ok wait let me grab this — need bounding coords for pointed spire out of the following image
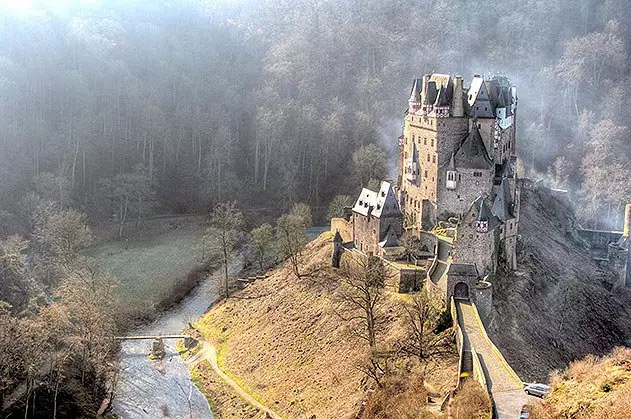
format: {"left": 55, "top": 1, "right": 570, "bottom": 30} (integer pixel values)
{"left": 409, "top": 78, "right": 421, "bottom": 104}
{"left": 448, "top": 152, "right": 456, "bottom": 171}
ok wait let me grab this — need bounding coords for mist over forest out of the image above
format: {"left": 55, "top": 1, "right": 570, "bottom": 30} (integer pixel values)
{"left": 0, "top": 0, "right": 629, "bottom": 231}
{"left": 1, "top": 0, "right": 631, "bottom": 417}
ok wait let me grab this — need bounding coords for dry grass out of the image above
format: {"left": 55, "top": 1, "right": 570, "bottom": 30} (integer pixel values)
{"left": 530, "top": 347, "right": 631, "bottom": 418}
{"left": 194, "top": 235, "right": 458, "bottom": 418}
{"left": 360, "top": 367, "right": 443, "bottom": 419}
{"left": 191, "top": 360, "right": 266, "bottom": 419}
{"left": 450, "top": 380, "right": 491, "bottom": 419}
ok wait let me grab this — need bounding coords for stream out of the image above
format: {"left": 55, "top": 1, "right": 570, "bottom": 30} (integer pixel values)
{"left": 113, "top": 263, "right": 241, "bottom": 419}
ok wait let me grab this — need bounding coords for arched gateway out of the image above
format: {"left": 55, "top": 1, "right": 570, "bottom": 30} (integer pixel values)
{"left": 453, "top": 282, "right": 469, "bottom": 300}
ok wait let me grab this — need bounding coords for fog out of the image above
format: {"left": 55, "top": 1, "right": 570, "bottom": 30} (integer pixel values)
{"left": 0, "top": 0, "right": 629, "bottom": 229}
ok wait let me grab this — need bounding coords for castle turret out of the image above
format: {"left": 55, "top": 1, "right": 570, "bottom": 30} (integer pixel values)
{"left": 408, "top": 79, "right": 421, "bottom": 114}
{"left": 452, "top": 76, "right": 464, "bottom": 117}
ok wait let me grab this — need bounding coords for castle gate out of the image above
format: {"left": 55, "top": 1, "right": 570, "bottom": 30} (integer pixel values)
{"left": 453, "top": 282, "right": 469, "bottom": 300}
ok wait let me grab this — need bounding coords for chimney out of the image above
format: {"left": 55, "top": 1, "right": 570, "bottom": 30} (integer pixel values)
{"left": 421, "top": 74, "right": 431, "bottom": 105}
{"left": 624, "top": 203, "right": 631, "bottom": 238}
{"left": 452, "top": 76, "right": 464, "bottom": 117}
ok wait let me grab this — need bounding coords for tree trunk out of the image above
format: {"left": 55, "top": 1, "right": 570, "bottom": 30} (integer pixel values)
{"left": 223, "top": 242, "right": 229, "bottom": 299}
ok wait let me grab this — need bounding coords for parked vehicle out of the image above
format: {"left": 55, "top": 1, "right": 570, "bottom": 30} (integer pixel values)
{"left": 524, "top": 383, "right": 550, "bottom": 397}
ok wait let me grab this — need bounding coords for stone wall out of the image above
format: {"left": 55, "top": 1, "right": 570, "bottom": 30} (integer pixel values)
{"left": 455, "top": 221, "right": 498, "bottom": 275}
{"left": 400, "top": 114, "right": 468, "bottom": 230}
{"left": 436, "top": 166, "right": 493, "bottom": 220}
{"left": 331, "top": 217, "right": 354, "bottom": 243}
{"left": 473, "top": 280, "right": 493, "bottom": 321}
{"left": 578, "top": 229, "right": 622, "bottom": 248}
{"left": 353, "top": 213, "right": 379, "bottom": 255}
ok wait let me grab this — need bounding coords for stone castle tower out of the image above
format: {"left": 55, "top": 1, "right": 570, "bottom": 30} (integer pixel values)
{"left": 398, "top": 73, "right": 520, "bottom": 277}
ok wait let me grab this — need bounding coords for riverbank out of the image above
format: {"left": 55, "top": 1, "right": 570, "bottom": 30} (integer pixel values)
{"left": 111, "top": 255, "right": 243, "bottom": 418}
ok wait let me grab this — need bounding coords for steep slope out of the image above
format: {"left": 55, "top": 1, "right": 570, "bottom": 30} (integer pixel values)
{"left": 193, "top": 235, "right": 458, "bottom": 418}
{"left": 488, "top": 185, "right": 631, "bottom": 381}
{"left": 530, "top": 347, "right": 631, "bottom": 418}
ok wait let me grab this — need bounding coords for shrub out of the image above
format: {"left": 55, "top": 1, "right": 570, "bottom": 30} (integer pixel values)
{"left": 450, "top": 380, "right": 492, "bottom": 419}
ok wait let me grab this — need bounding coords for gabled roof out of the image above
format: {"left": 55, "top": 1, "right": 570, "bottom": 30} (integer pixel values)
{"left": 471, "top": 196, "right": 502, "bottom": 231}
{"left": 379, "top": 225, "right": 399, "bottom": 248}
{"left": 453, "top": 126, "right": 493, "bottom": 170}
{"left": 468, "top": 75, "right": 495, "bottom": 118}
{"left": 351, "top": 181, "right": 401, "bottom": 219}
{"left": 352, "top": 188, "right": 377, "bottom": 217}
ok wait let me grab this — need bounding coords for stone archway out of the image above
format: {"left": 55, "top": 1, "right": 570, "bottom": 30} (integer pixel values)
{"left": 453, "top": 282, "right": 469, "bottom": 300}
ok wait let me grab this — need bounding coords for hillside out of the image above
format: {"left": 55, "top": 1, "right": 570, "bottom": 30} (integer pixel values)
{"left": 488, "top": 184, "right": 631, "bottom": 381}
{"left": 192, "top": 234, "right": 459, "bottom": 418}
{"left": 530, "top": 347, "right": 631, "bottom": 418}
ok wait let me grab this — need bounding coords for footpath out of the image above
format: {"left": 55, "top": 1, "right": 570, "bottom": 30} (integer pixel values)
{"left": 188, "top": 341, "right": 283, "bottom": 419}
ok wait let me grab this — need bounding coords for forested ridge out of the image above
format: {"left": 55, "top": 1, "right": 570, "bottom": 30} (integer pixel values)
{"left": 0, "top": 0, "right": 629, "bottom": 229}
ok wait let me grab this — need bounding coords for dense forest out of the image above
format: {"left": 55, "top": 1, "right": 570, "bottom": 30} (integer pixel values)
{"left": 0, "top": 0, "right": 630, "bottom": 230}
{"left": 1, "top": 0, "right": 631, "bottom": 416}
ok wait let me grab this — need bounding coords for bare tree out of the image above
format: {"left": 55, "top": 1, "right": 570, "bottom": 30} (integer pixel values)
{"left": 275, "top": 203, "right": 312, "bottom": 279}
{"left": 336, "top": 252, "right": 388, "bottom": 353}
{"left": 205, "top": 201, "right": 244, "bottom": 299}
{"left": 327, "top": 194, "right": 353, "bottom": 220}
{"left": 398, "top": 290, "right": 453, "bottom": 371}
{"left": 249, "top": 223, "right": 276, "bottom": 273}
{"left": 36, "top": 209, "right": 93, "bottom": 265}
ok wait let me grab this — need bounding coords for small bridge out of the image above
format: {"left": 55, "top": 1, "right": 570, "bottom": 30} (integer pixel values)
{"left": 114, "top": 335, "right": 190, "bottom": 340}
{"left": 116, "top": 335, "right": 195, "bottom": 359}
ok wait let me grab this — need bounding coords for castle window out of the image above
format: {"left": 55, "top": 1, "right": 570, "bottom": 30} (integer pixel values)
{"left": 431, "top": 139, "right": 435, "bottom": 147}
{"left": 405, "top": 152, "right": 408, "bottom": 159}
{"left": 424, "top": 170, "right": 428, "bottom": 177}
{"left": 476, "top": 220, "right": 489, "bottom": 233}
{"left": 432, "top": 155, "right": 436, "bottom": 163}
{"left": 427, "top": 154, "right": 430, "bottom": 162}
{"left": 473, "top": 171, "right": 482, "bottom": 177}
{"left": 446, "top": 171, "right": 457, "bottom": 190}
{"left": 458, "top": 174, "right": 462, "bottom": 181}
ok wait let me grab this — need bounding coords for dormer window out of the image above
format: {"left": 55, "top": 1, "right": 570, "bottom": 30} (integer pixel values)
{"left": 446, "top": 170, "right": 457, "bottom": 190}
{"left": 476, "top": 220, "right": 488, "bottom": 233}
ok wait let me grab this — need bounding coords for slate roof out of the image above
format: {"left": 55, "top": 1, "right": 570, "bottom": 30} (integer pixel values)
{"left": 352, "top": 181, "right": 401, "bottom": 219}
{"left": 379, "top": 225, "right": 399, "bottom": 248}
{"left": 491, "top": 179, "right": 514, "bottom": 222}
{"left": 424, "top": 80, "right": 438, "bottom": 105}
{"left": 409, "top": 78, "right": 421, "bottom": 104}
{"left": 447, "top": 263, "right": 479, "bottom": 276}
{"left": 453, "top": 126, "right": 493, "bottom": 170}
{"left": 472, "top": 196, "right": 502, "bottom": 231}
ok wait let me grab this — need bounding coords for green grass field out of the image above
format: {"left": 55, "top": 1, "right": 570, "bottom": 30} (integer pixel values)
{"left": 87, "top": 220, "right": 206, "bottom": 318}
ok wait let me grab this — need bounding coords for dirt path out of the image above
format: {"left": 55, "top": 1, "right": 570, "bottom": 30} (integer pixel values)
{"left": 191, "top": 341, "right": 284, "bottom": 419}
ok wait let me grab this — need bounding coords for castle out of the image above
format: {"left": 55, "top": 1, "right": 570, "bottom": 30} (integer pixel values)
{"left": 333, "top": 73, "right": 521, "bottom": 305}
